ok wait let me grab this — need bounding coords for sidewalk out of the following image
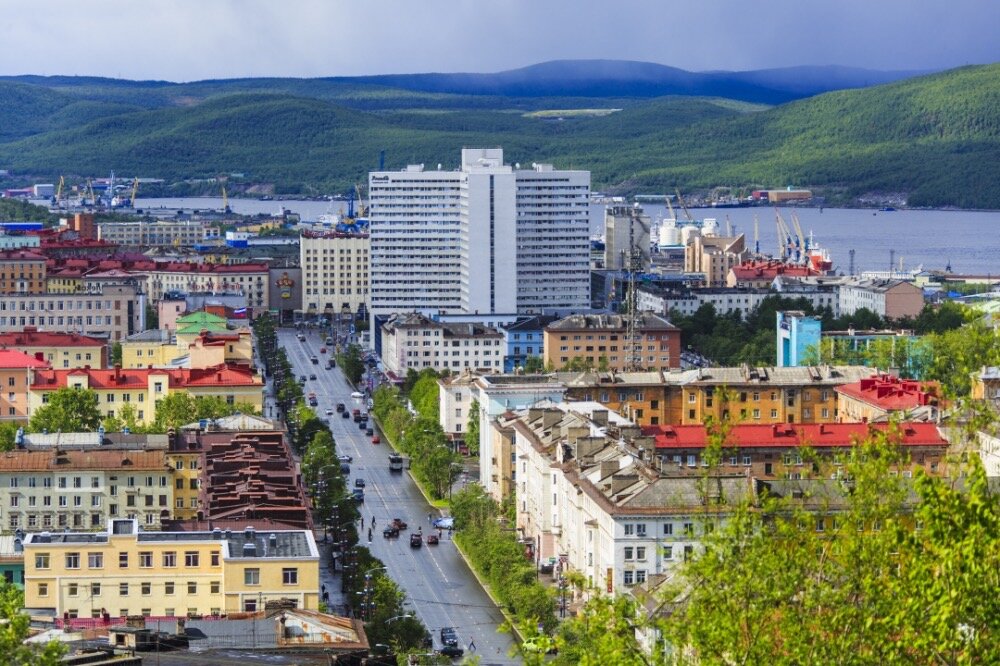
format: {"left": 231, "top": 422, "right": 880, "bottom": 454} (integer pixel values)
{"left": 314, "top": 529, "right": 349, "bottom": 616}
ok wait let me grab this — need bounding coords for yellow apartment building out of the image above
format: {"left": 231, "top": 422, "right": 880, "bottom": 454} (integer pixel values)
{"left": 28, "top": 365, "right": 265, "bottom": 425}
{"left": 122, "top": 329, "right": 253, "bottom": 370}
{"left": 23, "top": 519, "right": 319, "bottom": 619}
{"left": 0, "top": 327, "right": 108, "bottom": 369}
{"left": 0, "top": 249, "right": 47, "bottom": 294}
{"left": 558, "top": 365, "right": 875, "bottom": 427}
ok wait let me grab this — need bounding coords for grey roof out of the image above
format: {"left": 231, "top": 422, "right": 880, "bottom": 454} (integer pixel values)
{"left": 546, "top": 312, "right": 678, "bottom": 332}
{"left": 180, "top": 414, "right": 282, "bottom": 431}
{"left": 26, "top": 528, "right": 316, "bottom": 558}
{"left": 554, "top": 365, "right": 873, "bottom": 387}
{"left": 124, "top": 328, "right": 174, "bottom": 343}
{"left": 503, "top": 315, "right": 560, "bottom": 332}
{"left": 620, "top": 475, "right": 753, "bottom": 511}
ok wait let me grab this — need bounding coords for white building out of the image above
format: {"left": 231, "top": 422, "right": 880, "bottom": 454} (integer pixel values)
{"left": 379, "top": 313, "right": 505, "bottom": 376}
{"left": 368, "top": 148, "right": 590, "bottom": 326}
{"left": 438, "top": 370, "right": 478, "bottom": 448}
{"left": 299, "top": 232, "right": 370, "bottom": 317}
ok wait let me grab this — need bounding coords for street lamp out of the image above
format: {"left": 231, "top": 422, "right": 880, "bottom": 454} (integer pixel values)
{"left": 558, "top": 576, "right": 569, "bottom": 618}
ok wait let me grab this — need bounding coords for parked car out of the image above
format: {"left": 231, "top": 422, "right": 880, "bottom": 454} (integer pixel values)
{"left": 299, "top": 375, "right": 307, "bottom": 383}
{"left": 409, "top": 533, "right": 422, "bottom": 548}
{"left": 351, "top": 488, "right": 364, "bottom": 502}
{"left": 320, "top": 346, "right": 327, "bottom": 354}
{"left": 354, "top": 478, "right": 366, "bottom": 488}
{"left": 432, "top": 517, "right": 454, "bottom": 530}
{"left": 310, "top": 356, "right": 319, "bottom": 364}
{"left": 426, "top": 534, "right": 439, "bottom": 545}
{"left": 391, "top": 518, "right": 407, "bottom": 530}
{"left": 308, "top": 373, "right": 317, "bottom": 380}
{"left": 371, "top": 435, "right": 381, "bottom": 444}
{"left": 438, "top": 645, "right": 464, "bottom": 658}
{"left": 326, "top": 408, "right": 334, "bottom": 415}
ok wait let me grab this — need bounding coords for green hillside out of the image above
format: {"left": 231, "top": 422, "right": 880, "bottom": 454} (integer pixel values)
{"left": 0, "top": 65, "right": 998, "bottom": 207}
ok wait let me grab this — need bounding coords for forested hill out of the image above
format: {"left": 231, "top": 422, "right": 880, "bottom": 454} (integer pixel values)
{"left": 0, "top": 63, "right": 997, "bottom": 208}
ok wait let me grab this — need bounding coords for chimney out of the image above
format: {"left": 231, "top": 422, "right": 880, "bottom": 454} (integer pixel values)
{"left": 599, "top": 460, "right": 618, "bottom": 479}
{"left": 611, "top": 472, "right": 639, "bottom": 495}
{"left": 591, "top": 409, "right": 609, "bottom": 426}
{"left": 542, "top": 410, "right": 562, "bottom": 428}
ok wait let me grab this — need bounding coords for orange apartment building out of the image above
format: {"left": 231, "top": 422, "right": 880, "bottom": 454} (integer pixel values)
{"left": 543, "top": 313, "right": 681, "bottom": 372}
{"left": 836, "top": 373, "right": 942, "bottom": 422}
{"left": 0, "top": 349, "right": 49, "bottom": 420}
{"left": 559, "top": 365, "right": 876, "bottom": 427}
{"left": 0, "top": 249, "right": 47, "bottom": 294}
{"left": 641, "top": 421, "right": 950, "bottom": 480}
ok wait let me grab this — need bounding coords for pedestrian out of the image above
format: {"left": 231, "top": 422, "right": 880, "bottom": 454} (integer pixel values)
{"left": 371, "top": 515, "right": 376, "bottom": 527}
{"left": 368, "top": 528, "right": 372, "bottom": 542}
{"left": 322, "top": 584, "right": 327, "bottom": 595}
{"left": 469, "top": 639, "right": 476, "bottom": 652}
{"left": 438, "top": 528, "right": 442, "bottom": 539}
{"left": 428, "top": 512, "right": 432, "bottom": 523}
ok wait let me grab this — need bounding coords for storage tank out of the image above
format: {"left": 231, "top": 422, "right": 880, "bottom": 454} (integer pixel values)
{"left": 702, "top": 218, "right": 719, "bottom": 236}
{"left": 659, "top": 219, "right": 680, "bottom": 246}
{"left": 680, "top": 225, "right": 701, "bottom": 246}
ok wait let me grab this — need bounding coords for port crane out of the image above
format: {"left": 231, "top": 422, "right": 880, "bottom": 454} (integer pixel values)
{"left": 129, "top": 178, "right": 139, "bottom": 207}
{"left": 52, "top": 176, "right": 65, "bottom": 207}
{"left": 221, "top": 186, "right": 231, "bottom": 214}
{"left": 674, "top": 188, "right": 695, "bottom": 222}
{"left": 775, "top": 210, "right": 796, "bottom": 262}
{"left": 664, "top": 194, "right": 677, "bottom": 221}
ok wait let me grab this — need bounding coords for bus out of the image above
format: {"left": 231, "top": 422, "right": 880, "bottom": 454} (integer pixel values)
{"left": 388, "top": 453, "right": 404, "bottom": 473}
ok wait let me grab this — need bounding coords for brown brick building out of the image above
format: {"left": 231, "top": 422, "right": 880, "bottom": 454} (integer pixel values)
{"left": 543, "top": 313, "right": 680, "bottom": 372}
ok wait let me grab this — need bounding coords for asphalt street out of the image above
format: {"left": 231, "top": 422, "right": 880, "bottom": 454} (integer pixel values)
{"left": 278, "top": 328, "right": 520, "bottom": 664}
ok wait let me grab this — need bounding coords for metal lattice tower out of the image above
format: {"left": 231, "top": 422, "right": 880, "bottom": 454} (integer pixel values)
{"left": 624, "top": 208, "right": 644, "bottom": 372}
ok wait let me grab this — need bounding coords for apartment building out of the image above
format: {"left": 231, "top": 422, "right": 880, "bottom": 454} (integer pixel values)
{"left": 438, "top": 370, "right": 477, "bottom": 449}
{"left": 638, "top": 284, "right": 840, "bottom": 321}
{"left": 97, "top": 220, "right": 218, "bottom": 247}
{"left": 0, "top": 249, "right": 47, "bottom": 293}
{"left": 835, "top": 374, "right": 941, "bottom": 422}
{"left": 642, "top": 421, "right": 950, "bottom": 480}
{"left": 558, "top": 365, "right": 875, "bottom": 427}
{"left": 28, "top": 365, "right": 264, "bottom": 425}
{"left": 0, "top": 349, "right": 48, "bottom": 420}
{"left": 839, "top": 278, "right": 924, "bottom": 319}
{"left": 684, "top": 234, "right": 748, "bottom": 287}
{"left": 368, "top": 148, "right": 590, "bottom": 325}
{"left": 23, "top": 519, "right": 319, "bottom": 618}
{"left": 380, "top": 313, "right": 505, "bottom": 376}
{"left": 543, "top": 313, "right": 681, "bottom": 372}
{"left": 0, "top": 450, "right": 174, "bottom": 532}
{"left": 144, "top": 262, "right": 269, "bottom": 312}
{"left": 0, "top": 283, "right": 143, "bottom": 341}
{"left": 122, "top": 328, "right": 253, "bottom": 369}
{"left": 299, "top": 232, "right": 370, "bottom": 317}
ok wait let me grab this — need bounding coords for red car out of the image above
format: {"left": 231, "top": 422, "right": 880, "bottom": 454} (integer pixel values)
{"left": 426, "top": 534, "right": 439, "bottom": 545}
{"left": 320, "top": 347, "right": 327, "bottom": 354}
{"left": 371, "top": 435, "right": 381, "bottom": 444}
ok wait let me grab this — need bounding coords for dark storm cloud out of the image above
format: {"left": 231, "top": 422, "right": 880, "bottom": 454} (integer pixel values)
{"left": 0, "top": 0, "right": 996, "bottom": 80}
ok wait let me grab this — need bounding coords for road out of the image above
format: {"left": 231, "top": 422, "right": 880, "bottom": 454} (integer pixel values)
{"left": 278, "top": 328, "right": 520, "bottom": 664}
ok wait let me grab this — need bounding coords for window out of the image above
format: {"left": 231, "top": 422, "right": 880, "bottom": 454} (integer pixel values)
{"left": 636, "top": 546, "right": 646, "bottom": 560}
{"left": 636, "top": 524, "right": 647, "bottom": 537}
{"left": 210, "top": 551, "right": 220, "bottom": 566}
{"left": 34, "top": 554, "right": 49, "bottom": 569}
{"left": 282, "top": 568, "right": 298, "bottom": 585}
{"left": 187, "top": 582, "right": 197, "bottom": 594}
{"left": 139, "top": 552, "right": 152, "bottom": 568}
{"left": 210, "top": 581, "right": 220, "bottom": 594}
{"left": 636, "top": 570, "right": 647, "bottom": 584}
{"left": 68, "top": 583, "right": 79, "bottom": 597}
{"left": 91, "top": 583, "right": 101, "bottom": 597}
{"left": 119, "top": 552, "right": 128, "bottom": 568}
{"left": 87, "top": 553, "right": 103, "bottom": 568}
{"left": 683, "top": 522, "right": 694, "bottom": 536}
{"left": 65, "top": 553, "right": 80, "bottom": 569}
{"left": 184, "top": 551, "right": 199, "bottom": 567}
{"left": 624, "top": 547, "right": 634, "bottom": 560}
{"left": 120, "top": 583, "right": 128, "bottom": 596}
{"left": 623, "top": 570, "right": 634, "bottom": 586}
{"left": 163, "top": 552, "right": 176, "bottom": 567}
{"left": 623, "top": 524, "right": 634, "bottom": 536}
{"left": 663, "top": 523, "right": 673, "bottom": 536}
{"left": 244, "top": 568, "right": 260, "bottom": 585}
{"left": 38, "top": 583, "right": 48, "bottom": 597}
{"left": 165, "top": 581, "right": 175, "bottom": 595}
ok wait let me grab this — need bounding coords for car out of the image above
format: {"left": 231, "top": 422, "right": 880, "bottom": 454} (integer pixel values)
{"left": 351, "top": 488, "right": 364, "bottom": 502}
{"left": 426, "top": 534, "right": 439, "bottom": 545}
{"left": 432, "top": 517, "right": 455, "bottom": 530}
{"left": 383, "top": 525, "right": 399, "bottom": 539}
{"left": 409, "top": 533, "right": 422, "bottom": 548}
{"left": 335, "top": 403, "right": 346, "bottom": 412}
{"left": 365, "top": 428, "right": 374, "bottom": 436}
{"left": 440, "top": 627, "right": 458, "bottom": 647}
{"left": 391, "top": 518, "right": 407, "bottom": 530}
{"left": 308, "top": 373, "right": 317, "bottom": 380}
{"left": 299, "top": 375, "right": 307, "bottom": 383}
{"left": 341, "top": 410, "right": 350, "bottom": 419}
{"left": 438, "top": 645, "right": 464, "bottom": 658}
{"left": 351, "top": 391, "right": 364, "bottom": 399}
{"left": 320, "top": 346, "right": 327, "bottom": 354}
{"left": 358, "top": 421, "right": 367, "bottom": 430}
{"left": 325, "top": 337, "right": 334, "bottom": 345}
{"left": 354, "top": 478, "right": 365, "bottom": 488}
{"left": 337, "top": 454, "right": 352, "bottom": 463}
{"left": 326, "top": 408, "right": 334, "bottom": 415}
{"left": 296, "top": 333, "right": 305, "bottom": 341}
{"left": 371, "top": 435, "right": 380, "bottom": 444}
{"left": 310, "top": 356, "right": 319, "bottom": 364}
{"left": 327, "top": 360, "right": 336, "bottom": 369}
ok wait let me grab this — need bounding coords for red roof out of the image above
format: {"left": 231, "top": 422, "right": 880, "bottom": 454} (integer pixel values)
{"left": 0, "top": 349, "right": 50, "bottom": 369}
{"left": 731, "top": 259, "right": 818, "bottom": 281}
{"left": 641, "top": 422, "right": 948, "bottom": 449}
{"left": 0, "top": 249, "right": 46, "bottom": 262}
{"left": 835, "top": 374, "right": 941, "bottom": 411}
{"left": 0, "top": 327, "right": 106, "bottom": 348}
{"left": 30, "top": 364, "right": 262, "bottom": 390}
{"left": 45, "top": 257, "right": 269, "bottom": 276}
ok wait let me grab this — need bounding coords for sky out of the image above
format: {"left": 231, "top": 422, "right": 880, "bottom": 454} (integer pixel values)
{"left": 1, "top": 0, "right": 998, "bottom": 81}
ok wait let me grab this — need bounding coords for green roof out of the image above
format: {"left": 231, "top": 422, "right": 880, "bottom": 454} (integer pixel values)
{"left": 176, "top": 311, "right": 227, "bottom": 325}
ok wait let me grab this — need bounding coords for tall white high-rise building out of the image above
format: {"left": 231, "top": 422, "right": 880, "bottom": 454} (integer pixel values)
{"left": 369, "top": 148, "right": 590, "bottom": 330}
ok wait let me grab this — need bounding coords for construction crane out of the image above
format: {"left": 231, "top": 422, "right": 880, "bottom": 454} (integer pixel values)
{"left": 674, "top": 188, "right": 694, "bottom": 222}
{"left": 664, "top": 194, "right": 677, "bottom": 221}
{"left": 355, "top": 183, "right": 367, "bottom": 218}
{"left": 221, "top": 186, "right": 231, "bottom": 214}
{"left": 129, "top": 178, "right": 139, "bottom": 207}
{"left": 53, "top": 176, "right": 65, "bottom": 206}
{"left": 789, "top": 211, "right": 808, "bottom": 257}
{"left": 84, "top": 179, "right": 96, "bottom": 207}
{"left": 775, "top": 210, "right": 795, "bottom": 262}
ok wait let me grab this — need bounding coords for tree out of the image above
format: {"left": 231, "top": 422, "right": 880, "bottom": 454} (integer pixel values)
{"left": 29, "top": 387, "right": 102, "bottom": 433}
{"left": 523, "top": 356, "right": 545, "bottom": 373}
{"left": 409, "top": 369, "right": 441, "bottom": 422}
{"left": 0, "top": 422, "right": 22, "bottom": 452}
{"left": 111, "top": 342, "right": 123, "bottom": 366}
{"left": 554, "top": 595, "right": 647, "bottom": 666}
{"left": 0, "top": 580, "right": 65, "bottom": 664}
{"left": 465, "top": 399, "right": 481, "bottom": 456}
{"left": 337, "top": 343, "right": 365, "bottom": 385}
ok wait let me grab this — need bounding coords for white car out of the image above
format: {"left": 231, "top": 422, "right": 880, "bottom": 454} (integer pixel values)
{"left": 350, "top": 391, "right": 364, "bottom": 399}
{"left": 325, "top": 408, "right": 334, "bottom": 415}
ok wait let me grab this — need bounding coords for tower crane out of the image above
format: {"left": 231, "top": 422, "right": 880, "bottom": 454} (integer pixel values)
{"left": 129, "top": 178, "right": 140, "bottom": 207}
{"left": 674, "top": 188, "right": 694, "bottom": 222}
{"left": 53, "top": 176, "right": 65, "bottom": 207}
{"left": 355, "top": 183, "right": 367, "bottom": 218}
{"left": 221, "top": 186, "right": 231, "bottom": 214}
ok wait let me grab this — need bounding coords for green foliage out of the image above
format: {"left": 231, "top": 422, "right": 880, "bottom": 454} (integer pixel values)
{"left": 111, "top": 342, "right": 122, "bottom": 366}
{"left": 408, "top": 369, "right": 441, "bottom": 422}
{"left": 523, "top": 356, "right": 545, "bottom": 373}
{"left": 343, "top": 548, "right": 429, "bottom": 653}
{"left": 145, "top": 303, "right": 159, "bottom": 330}
{"left": 28, "top": 387, "right": 102, "bottom": 433}
{"left": 466, "top": 399, "right": 481, "bottom": 456}
{"left": 0, "top": 579, "right": 65, "bottom": 664}
{"left": 146, "top": 392, "right": 258, "bottom": 433}
{"left": 0, "top": 198, "right": 58, "bottom": 224}
{"left": 3, "top": 65, "right": 1000, "bottom": 206}
{"left": 553, "top": 595, "right": 647, "bottom": 666}
{"left": 451, "top": 486, "right": 558, "bottom": 637}
{"left": 655, "top": 427, "right": 1000, "bottom": 664}
{"left": 0, "top": 422, "right": 22, "bottom": 452}
{"left": 336, "top": 343, "right": 365, "bottom": 386}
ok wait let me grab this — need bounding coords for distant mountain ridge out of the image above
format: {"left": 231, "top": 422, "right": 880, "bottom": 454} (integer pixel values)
{"left": 340, "top": 60, "right": 929, "bottom": 104}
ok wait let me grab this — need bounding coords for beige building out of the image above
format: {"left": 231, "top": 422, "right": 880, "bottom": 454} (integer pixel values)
{"left": 543, "top": 313, "right": 681, "bottom": 372}
{"left": 97, "top": 220, "right": 219, "bottom": 247}
{"left": 0, "top": 284, "right": 143, "bottom": 341}
{"left": 684, "top": 234, "right": 748, "bottom": 287}
{"left": 300, "top": 232, "right": 370, "bottom": 317}
{"left": 144, "top": 263, "right": 269, "bottom": 313}
{"left": 838, "top": 278, "right": 924, "bottom": 320}
{"left": 0, "top": 449, "right": 174, "bottom": 532}
{"left": 122, "top": 329, "right": 253, "bottom": 369}
{"left": 380, "top": 313, "right": 505, "bottom": 376}
{"left": 0, "top": 327, "right": 108, "bottom": 369}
